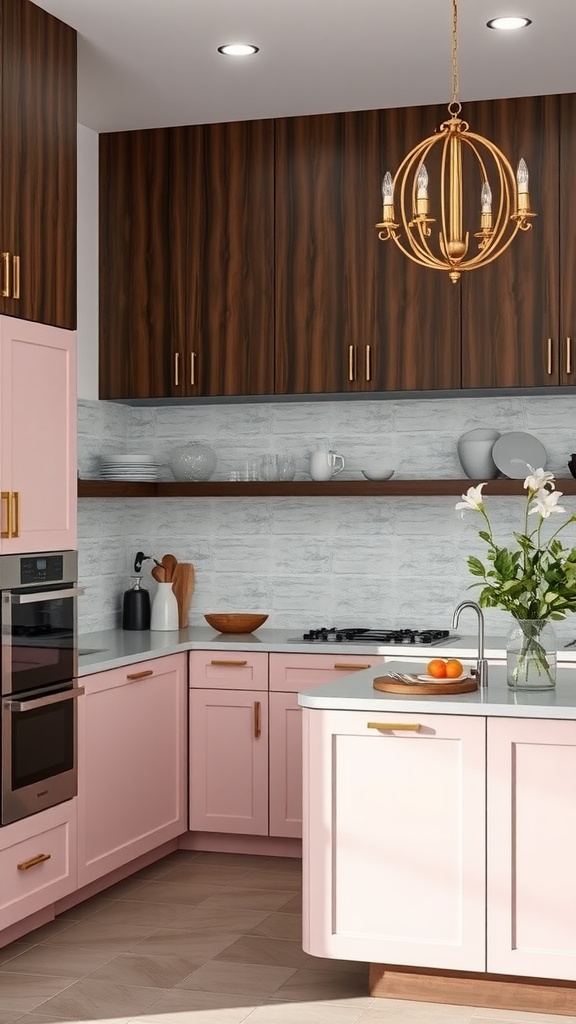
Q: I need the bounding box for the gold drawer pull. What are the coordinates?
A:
[367,722,421,731]
[18,852,51,871]
[12,491,19,537]
[190,351,196,386]
[174,352,180,386]
[254,700,261,738]
[365,344,372,381]
[334,662,371,671]
[348,345,356,382]
[126,669,154,681]
[1,491,10,538]
[1,252,9,297]
[210,659,248,667]
[547,337,553,375]
[12,255,20,299]
[567,337,572,375]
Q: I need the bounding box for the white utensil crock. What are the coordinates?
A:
[151,582,179,630]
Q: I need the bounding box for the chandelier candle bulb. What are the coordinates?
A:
[381,171,396,223]
[516,157,531,213]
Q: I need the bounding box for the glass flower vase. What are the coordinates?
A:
[506,618,556,690]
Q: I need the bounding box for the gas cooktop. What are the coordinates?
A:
[288,627,459,646]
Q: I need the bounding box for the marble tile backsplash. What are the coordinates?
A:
[77,396,576,644]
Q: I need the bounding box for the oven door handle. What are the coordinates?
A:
[11,587,85,605]
[5,686,85,711]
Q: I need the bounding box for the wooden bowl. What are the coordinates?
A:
[204,612,268,634]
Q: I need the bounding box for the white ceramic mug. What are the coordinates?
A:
[309,450,345,481]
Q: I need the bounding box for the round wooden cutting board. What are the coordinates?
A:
[373,675,478,695]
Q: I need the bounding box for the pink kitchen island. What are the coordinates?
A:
[299,661,576,1016]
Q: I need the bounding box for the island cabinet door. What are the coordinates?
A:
[487,717,576,981]
[303,709,486,971]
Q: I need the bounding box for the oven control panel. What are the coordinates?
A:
[20,555,64,585]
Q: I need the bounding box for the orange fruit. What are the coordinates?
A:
[445,658,464,679]
[427,658,447,678]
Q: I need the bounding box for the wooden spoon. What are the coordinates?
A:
[161,553,178,583]
[151,564,166,583]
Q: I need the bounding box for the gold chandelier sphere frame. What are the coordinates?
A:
[376,110,536,283]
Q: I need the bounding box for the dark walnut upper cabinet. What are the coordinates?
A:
[274,109,460,395]
[1,0,76,329]
[460,95,560,388]
[99,120,274,400]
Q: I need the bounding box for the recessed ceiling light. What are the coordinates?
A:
[217,43,259,56]
[486,16,532,30]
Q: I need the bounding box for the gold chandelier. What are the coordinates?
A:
[376,0,536,283]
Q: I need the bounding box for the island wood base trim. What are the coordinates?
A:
[369,964,576,1015]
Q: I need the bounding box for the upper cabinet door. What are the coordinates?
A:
[1,0,76,329]
[274,109,460,396]
[461,95,560,388]
[183,120,275,397]
[275,111,380,395]
[99,128,188,399]
[560,94,576,386]
[374,104,461,391]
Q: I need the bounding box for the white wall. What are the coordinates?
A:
[77,124,99,400]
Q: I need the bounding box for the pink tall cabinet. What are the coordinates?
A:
[0,317,77,552]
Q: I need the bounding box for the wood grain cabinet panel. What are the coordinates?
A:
[274,108,460,395]
[100,120,274,399]
[0,0,76,329]
[461,95,560,388]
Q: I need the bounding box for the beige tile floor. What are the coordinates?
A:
[0,850,573,1024]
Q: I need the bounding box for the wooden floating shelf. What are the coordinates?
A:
[78,478,576,498]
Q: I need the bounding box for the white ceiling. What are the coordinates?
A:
[34,0,576,134]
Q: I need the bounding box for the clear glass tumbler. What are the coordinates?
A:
[276,455,296,481]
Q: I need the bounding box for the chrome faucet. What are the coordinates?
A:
[452,600,488,689]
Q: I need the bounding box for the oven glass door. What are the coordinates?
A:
[2,682,81,824]
[3,583,77,695]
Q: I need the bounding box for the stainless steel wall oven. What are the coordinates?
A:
[1,551,83,825]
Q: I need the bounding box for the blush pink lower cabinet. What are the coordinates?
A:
[487,717,576,981]
[0,798,77,931]
[189,651,269,835]
[302,709,487,971]
[0,317,77,552]
[78,654,187,887]
[269,654,383,838]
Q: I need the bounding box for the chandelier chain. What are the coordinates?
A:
[451,0,459,108]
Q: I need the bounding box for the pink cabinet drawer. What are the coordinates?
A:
[0,799,77,930]
[189,650,268,690]
[269,652,383,692]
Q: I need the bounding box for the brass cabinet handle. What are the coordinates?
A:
[334,662,372,671]
[365,344,372,382]
[348,345,355,382]
[126,669,154,681]
[17,852,51,871]
[12,255,20,299]
[1,491,10,538]
[367,722,421,731]
[11,491,19,537]
[174,352,180,386]
[547,337,553,375]
[253,700,261,738]
[1,252,9,297]
[210,659,248,667]
[190,352,196,386]
[567,337,572,375]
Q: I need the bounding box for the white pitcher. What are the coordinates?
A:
[309,449,345,481]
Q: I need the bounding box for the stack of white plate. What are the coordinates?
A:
[99,455,160,481]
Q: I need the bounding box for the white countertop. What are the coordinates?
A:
[77,626,576,676]
[297,660,576,719]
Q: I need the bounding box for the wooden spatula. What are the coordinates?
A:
[161,553,178,582]
[172,562,195,628]
[151,564,166,583]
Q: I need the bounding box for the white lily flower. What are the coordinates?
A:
[455,483,486,512]
[524,466,555,494]
[528,489,565,518]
